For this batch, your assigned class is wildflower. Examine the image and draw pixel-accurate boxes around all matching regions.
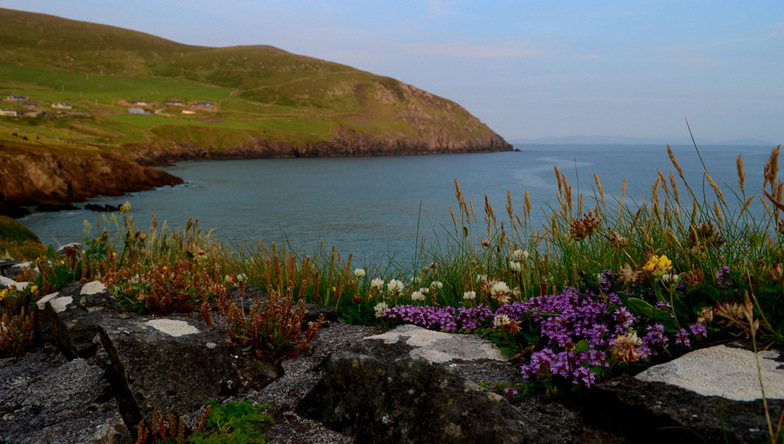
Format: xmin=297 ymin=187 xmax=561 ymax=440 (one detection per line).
xmin=715 ymin=266 xmax=732 ymax=286
xmin=411 ymin=276 xmax=421 ymax=284
xmin=57 ymin=242 xmax=81 ymax=253
xmin=476 ymin=274 xmax=487 ymax=283
xmin=0 ymin=288 xmax=9 ymax=302
xmin=642 ymin=255 xmax=672 ymax=277
xmin=463 ymin=291 xmax=476 ymax=301
xmin=681 ymin=269 xmax=704 ymax=287
xmin=612 ymin=332 xmax=643 ymax=363
xmin=119 ymin=201 xmax=132 ymax=213
xmin=374 ymin=302 xmax=389 ymax=318
xmin=509 ymin=261 xmax=522 ymax=272
xmin=411 ymin=290 xmax=426 ymax=302
xmin=387 ymin=279 xmax=405 ymax=296
xmin=688 ymin=222 xmax=724 ymax=252
xmin=661 ymin=274 xmax=681 ymax=284
xmin=236 ymin=273 xmax=247 ymax=282
xmin=29 ymin=285 xmax=38 ymax=294
xmin=511 ymin=249 xmax=529 ymax=261
xmin=605 ymin=230 xmax=629 ymax=249
xmin=570 ymin=211 xmax=601 ymax=240
xmin=430 ymin=281 xmax=443 ymax=290
xmin=674 ymin=328 xmax=691 ymax=347
xmin=490 ymin=281 xmax=512 ymax=305
xmin=370 ymin=278 xmax=384 ymax=291
xmin=353 ymin=268 xmax=366 ymax=278
xmin=618 ymin=263 xmax=641 ymax=284
xmin=493 ymin=314 xmax=512 ymax=329
xmin=481 ymin=239 xmax=491 ymax=248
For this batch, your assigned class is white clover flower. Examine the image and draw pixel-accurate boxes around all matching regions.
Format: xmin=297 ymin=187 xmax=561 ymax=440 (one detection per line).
xmin=354 ymin=268 xmax=366 ymax=278
xmin=387 ymin=279 xmax=404 ymax=296
xmin=419 ymin=287 xmax=430 ymax=294
xmin=463 ymin=291 xmax=477 ymax=301
xmin=509 ymin=261 xmax=522 ymax=272
xmin=491 ymin=281 xmax=512 ymax=304
xmin=370 ymin=278 xmax=384 ymax=291
xmin=411 ymin=276 xmax=421 ymax=284
xmin=430 ymin=280 xmax=443 ymax=290
xmin=661 ymin=273 xmax=681 ymax=284
xmin=411 ymin=290 xmax=426 ymax=302
xmin=374 ymin=302 xmax=390 ymax=318
xmin=493 ymin=314 xmax=513 ymax=328
xmin=511 ymin=249 xmax=529 ymax=261
xmin=476 ymin=274 xmax=487 ymax=283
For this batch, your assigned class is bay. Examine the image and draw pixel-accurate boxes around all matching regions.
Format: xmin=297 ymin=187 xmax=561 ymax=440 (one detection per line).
xmin=18 ymin=144 xmax=776 ymax=264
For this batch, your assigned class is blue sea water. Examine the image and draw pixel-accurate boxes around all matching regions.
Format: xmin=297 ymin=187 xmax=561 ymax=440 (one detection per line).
xmin=18 ymin=144 xmax=777 ymax=263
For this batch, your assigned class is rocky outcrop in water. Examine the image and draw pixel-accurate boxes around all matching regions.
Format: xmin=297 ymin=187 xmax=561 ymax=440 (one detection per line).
xmin=0 ymin=148 xmax=183 ymax=217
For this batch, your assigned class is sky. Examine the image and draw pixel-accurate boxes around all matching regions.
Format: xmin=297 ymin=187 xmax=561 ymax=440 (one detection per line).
xmin=6 ymin=1 xmax=784 ymax=144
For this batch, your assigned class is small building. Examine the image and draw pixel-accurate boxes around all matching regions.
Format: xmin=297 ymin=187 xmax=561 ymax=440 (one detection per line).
xmin=5 ymin=95 xmax=29 ymax=102
xmin=194 ymin=102 xmax=214 ymax=107
xmin=0 ymin=109 xmax=18 ymax=117
xmin=24 ymin=103 xmax=40 ymax=109
xmin=128 ymin=107 xmax=147 ymax=115
xmin=164 ymin=100 xmax=184 ymax=106
xmin=130 ymin=100 xmax=149 ymax=107
xmin=52 ymin=102 xmax=73 ymax=109
xmin=181 ymin=109 xmax=196 ymax=115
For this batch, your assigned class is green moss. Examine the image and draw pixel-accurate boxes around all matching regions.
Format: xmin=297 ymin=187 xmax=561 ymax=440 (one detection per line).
xmin=0 ymin=216 xmax=47 ymax=260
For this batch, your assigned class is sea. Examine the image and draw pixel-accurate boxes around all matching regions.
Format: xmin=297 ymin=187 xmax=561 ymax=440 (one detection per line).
xmin=17 ymin=144 xmax=778 ymax=264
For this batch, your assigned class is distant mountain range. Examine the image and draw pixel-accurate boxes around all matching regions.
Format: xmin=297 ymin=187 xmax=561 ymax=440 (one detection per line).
xmin=511 ymin=135 xmax=777 ymax=146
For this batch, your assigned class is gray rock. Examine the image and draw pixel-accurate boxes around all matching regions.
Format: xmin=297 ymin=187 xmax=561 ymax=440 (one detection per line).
xmin=0 ymin=344 xmax=131 ymax=444
xmin=99 ymin=314 xmax=280 ymax=432
xmin=297 ymin=324 xmax=579 ymax=443
xmin=36 ymin=281 xmax=126 ymax=359
xmin=585 ymin=342 xmax=784 ymax=443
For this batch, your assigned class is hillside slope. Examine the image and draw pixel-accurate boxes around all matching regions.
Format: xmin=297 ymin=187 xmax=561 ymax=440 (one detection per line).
xmin=0 ymin=8 xmax=511 ymax=214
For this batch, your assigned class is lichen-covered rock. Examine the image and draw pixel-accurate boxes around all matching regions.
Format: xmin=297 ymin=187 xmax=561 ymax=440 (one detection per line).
xmin=99 ymin=315 xmax=280 ymax=431
xmin=584 ymin=342 xmax=784 ymax=443
xmin=297 ymin=324 xmax=580 ymax=443
xmin=36 ymin=281 xmax=126 ymax=359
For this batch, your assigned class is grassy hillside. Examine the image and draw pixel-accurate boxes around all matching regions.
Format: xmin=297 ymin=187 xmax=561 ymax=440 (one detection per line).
xmin=0 ymin=8 xmax=508 ymax=157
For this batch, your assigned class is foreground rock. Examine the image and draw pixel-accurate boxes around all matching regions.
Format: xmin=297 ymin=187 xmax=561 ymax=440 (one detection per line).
xmin=0 ymin=344 xmax=131 ymax=444
xmin=297 ymin=325 xmax=572 ymax=443
xmin=586 ymin=343 xmax=784 ymax=443
xmin=1 ymin=274 xmax=781 ymax=443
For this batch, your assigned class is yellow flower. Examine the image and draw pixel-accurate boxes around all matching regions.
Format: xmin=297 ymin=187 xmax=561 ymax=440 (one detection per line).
xmin=643 ymin=255 xmax=672 ymax=277
xmin=30 ymin=285 xmax=39 ymax=294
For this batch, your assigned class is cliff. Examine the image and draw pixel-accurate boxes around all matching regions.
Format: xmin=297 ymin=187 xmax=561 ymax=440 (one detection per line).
xmin=0 ymin=144 xmax=182 ymax=217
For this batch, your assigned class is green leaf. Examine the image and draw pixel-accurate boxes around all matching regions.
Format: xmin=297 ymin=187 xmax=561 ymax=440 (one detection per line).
xmin=574 ymin=339 xmax=590 ymax=352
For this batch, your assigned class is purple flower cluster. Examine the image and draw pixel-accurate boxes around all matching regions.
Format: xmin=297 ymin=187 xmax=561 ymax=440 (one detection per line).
xmin=383 ymin=280 xmax=709 ymax=388
xmin=382 ymin=304 xmax=494 ymax=331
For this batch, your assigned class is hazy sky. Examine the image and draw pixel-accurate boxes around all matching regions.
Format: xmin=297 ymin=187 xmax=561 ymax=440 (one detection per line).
xmin=6 ymin=1 xmax=784 ymax=144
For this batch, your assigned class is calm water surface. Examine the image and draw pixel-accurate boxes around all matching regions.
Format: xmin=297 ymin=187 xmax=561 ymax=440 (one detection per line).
xmin=19 ymin=144 xmax=775 ymax=262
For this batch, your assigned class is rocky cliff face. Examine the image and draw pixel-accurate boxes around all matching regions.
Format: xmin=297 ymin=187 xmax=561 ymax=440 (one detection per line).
xmin=0 ymin=147 xmax=183 ymax=217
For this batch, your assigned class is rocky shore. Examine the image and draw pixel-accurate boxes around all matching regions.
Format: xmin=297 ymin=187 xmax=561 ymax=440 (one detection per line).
xmin=1 ymin=260 xmax=782 ymax=443
xmin=0 ymin=128 xmax=511 ymax=219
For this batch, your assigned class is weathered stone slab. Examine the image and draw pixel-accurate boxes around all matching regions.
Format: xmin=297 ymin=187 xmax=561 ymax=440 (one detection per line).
xmin=298 ymin=324 xmax=581 ymax=443
xmin=99 ymin=315 xmax=280 ymax=431
xmin=585 ymin=342 xmax=784 ymax=443
xmin=36 ymin=281 xmax=126 ymax=359
xmin=636 ymin=343 xmax=784 ymax=401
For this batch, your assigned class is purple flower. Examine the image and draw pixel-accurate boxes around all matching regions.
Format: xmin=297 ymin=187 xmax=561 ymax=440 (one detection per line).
xmin=716 ymin=266 xmax=732 ymax=286
xmin=675 ymin=328 xmax=691 ymax=347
